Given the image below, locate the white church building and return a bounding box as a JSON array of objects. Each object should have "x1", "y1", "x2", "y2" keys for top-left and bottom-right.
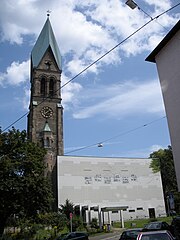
[
  {"x1": 27, "y1": 15, "x2": 168, "y2": 225},
  {"x1": 57, "y1": 156, "x2": 166, "y2": 226}
]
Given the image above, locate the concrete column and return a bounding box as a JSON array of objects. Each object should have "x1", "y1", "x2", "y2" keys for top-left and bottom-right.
[
  {"x1": 108, "y1": 211, "x2": 111, "y2": 224},
  {"x1": 88, "y1": 206, "x2": 91, "y2": 225},
  {"x1": 119, "y1": 210, "x2": 124, "y2": 228},
  {"x1": 102, "y1": 211, "x2": 105, "y2": 226},
  {"x1": 98, "y1": 208, "x2": 102, "y2": 229},
  {"x1": 80, "y1": 205, "x2": 82, "y2": 218}
]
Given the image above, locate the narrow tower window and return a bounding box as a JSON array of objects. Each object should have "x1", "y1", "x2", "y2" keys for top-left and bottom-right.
[
  {"x1": 44, "y1": 137, "x2": 50, "y2": 148},
  {"x1": 40, "y1": 77, "x2": 46, "y2": 96},
  {"x1": 49, "y1": 78, "x2": 54, "y2": 97}
]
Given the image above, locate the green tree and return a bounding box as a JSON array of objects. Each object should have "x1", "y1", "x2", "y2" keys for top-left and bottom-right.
[
  {"x1": 0, "y1": 127, "x2": 53, "y2": 236},
  {"x1": 150, "y1": 145, "x2": 180, "y2": 213},
  {"x1": 36, "y1": 212, "x2": 68, "y2": 230},
  {"x1": 71, "y1": 215, "x2": 84, "y2": 232},
  {"x1": 59, "y1": 199, "x2": 74, "y2": 220},
  {"x1": 150, "y1": 146, "x2": 177, "y2": 193}
]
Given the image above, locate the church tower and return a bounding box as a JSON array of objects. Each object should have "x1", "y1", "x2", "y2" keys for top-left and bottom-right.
[{"x1": 27, "y1": 16, "x2": 63, "y2": 209}]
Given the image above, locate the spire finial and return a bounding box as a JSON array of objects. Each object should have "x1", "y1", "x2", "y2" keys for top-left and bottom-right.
[{"x1": 47, "y1": 10, "x2": 51, "y2": 17}]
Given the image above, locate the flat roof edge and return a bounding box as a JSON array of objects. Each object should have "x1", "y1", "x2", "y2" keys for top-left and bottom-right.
[
  {"x1": 146, "y1": 20, "x2": 180, "y2": 63},
  {"x1": 58, "y1": 155, "x2": 150, "y2": 160},
  {"x1": 101, "y1": 206, "x2": 129, "y2": 212}
]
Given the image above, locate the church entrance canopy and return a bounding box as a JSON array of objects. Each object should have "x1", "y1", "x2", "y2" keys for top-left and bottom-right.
[{"x1": 101, "y1": 206, "x2": 128, "y2": 212}]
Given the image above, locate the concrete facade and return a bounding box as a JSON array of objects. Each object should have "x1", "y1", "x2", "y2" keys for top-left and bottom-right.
[
  {"x1": 57, "y1": 156, "x2": 166, "y2": 223},
  {"x1": 146, "y1": 20, "x2": 180, "y2": 191}
]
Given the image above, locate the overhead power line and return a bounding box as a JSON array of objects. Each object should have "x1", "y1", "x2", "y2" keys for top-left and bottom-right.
[
  {"x1": 64, "y1": 116, "x2": 167, "y2": 155},
  {"x1": 2, "y1": 2, "x2": 180, "y2": 133}
]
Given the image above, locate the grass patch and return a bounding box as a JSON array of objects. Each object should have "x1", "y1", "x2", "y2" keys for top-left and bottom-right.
[{"x1": 113, "y1": 216, "x2": 173, "y2": 229}]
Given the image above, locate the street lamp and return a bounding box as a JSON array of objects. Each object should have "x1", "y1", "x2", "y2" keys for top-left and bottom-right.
[
  {"x1": 125, "y1": 0, "x2": 137, "y2": 9},
  {"x1": 98, "y1": 143, "x2": 103, "y2": 147}
]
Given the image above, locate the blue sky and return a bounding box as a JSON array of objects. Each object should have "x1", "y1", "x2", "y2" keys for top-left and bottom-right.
[{"x1": 0, "y1": 0, "x2": 179, "y2": 158}]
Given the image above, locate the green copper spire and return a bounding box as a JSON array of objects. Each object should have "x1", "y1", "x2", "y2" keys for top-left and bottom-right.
[{"x1": 31, "y1": 17, "x2": 61, "y2": 70}]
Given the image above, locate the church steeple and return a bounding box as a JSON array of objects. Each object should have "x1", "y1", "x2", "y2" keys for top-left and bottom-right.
[
  {"x1": 27, "y1": 17, "x2": 64, "y2": 209},
  {"x1": 31, "y1": 17, "x2": 62, "y2": 71}
]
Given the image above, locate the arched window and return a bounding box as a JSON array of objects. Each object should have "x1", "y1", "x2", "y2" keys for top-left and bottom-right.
[
  {"x1": 49, "y1": 78, "x2": 54, "y2": 97},
  {"x1": 40, "y1": 77, "x2": 46, "y2": 96},
  {"x1": 44, "y1": 137, "x2": 50, "y2": 148}
]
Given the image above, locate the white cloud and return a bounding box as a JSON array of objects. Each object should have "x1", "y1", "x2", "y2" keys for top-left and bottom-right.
[
  {"x1": 0, "y1": 0, "x2": 179, "y2": 119},
  {"x1": 61, "y1": 74, "x2": 82, "y2": 109},
  {"x1": 72, "y1": 80, "x2": 165, "y2": 119},
  {"x1": 150, "y1": 144, "x2": 164, "y2": 152},
  {"x1": 0, "y1": 0, "x2": 179, "y2": 76},
  {"x1": 22, "y1": 87, "x2": 30, "y2": 110},
  {"x1": 0, "y1": 0, "x2": 38, "y2": 44},
  {"x1": 0, "y1": 60, "x2": 30, "y2": 86},
  {"x1": 48, "y1": 0, "x2": 179, "y2": 73},
  {"x1": 111, "y1": 144, "x2": 167, "y2": 158},
  {"x1": 14, "y1": 86, "x2": 30, "y2": 111},
  {"x1": 144, "y1": 0, "x2": 171, "y2": 11}
]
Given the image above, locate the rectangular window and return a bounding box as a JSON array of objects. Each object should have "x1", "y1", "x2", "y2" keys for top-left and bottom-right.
[
  {"x1": 129, "y1": 209, "x2": 135, "y2": 212},
  {"x1": 137, "y1": 207, "x2": 143, "y2": 210}
]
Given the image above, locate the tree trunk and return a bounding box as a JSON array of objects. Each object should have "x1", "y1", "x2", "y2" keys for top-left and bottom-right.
[{"x1": 0, "y1": 215, "x2": 7, "y2": 237}]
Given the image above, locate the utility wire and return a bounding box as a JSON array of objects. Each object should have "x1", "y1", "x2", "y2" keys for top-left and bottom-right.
[
  {"x1": 60, "y1": 2, "x2": 180, "y2": 89},
  {"x1": 2, "y1": 2, "x2": 180, "y2": 133},
  {"x1": 64, "y1": 116, "x2": 167, "y2": 154},
  {"x1": 136, "y1": 4, "x2": 168, "y2": 31}
]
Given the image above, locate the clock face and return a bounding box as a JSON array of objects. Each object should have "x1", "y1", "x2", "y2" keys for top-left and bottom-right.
[{"x1": 41, "y1": 106, "x2": 53, "y2": 118}]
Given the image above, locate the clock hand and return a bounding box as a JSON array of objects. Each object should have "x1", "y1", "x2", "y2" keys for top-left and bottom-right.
[{"x1": 45, "y1": 109, "x2": 50, "y2": 115}]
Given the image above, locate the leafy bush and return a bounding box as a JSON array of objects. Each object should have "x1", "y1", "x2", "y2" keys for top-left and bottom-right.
[{"x1": 90, "y1": 218, "x2": 99, "y2": 229}]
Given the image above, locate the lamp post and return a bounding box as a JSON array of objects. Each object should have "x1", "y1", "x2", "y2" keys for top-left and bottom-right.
[
  {"x1": 70, "y1": 212, "x2": 73, "y2": 232},
  {"x1": 166, "y1": 196, "x2": 170, "y2": 216}
]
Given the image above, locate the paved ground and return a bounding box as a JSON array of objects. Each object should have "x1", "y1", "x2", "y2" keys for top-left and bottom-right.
[{"x1": 89, "y1": 228, "x2": 123, "y2": 240}]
